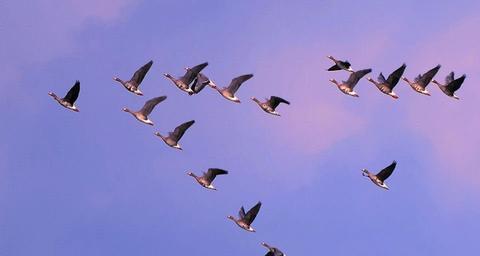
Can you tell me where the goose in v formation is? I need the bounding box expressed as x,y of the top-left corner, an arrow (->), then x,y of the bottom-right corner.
189,72 -> 216,94
211,74 -> 253,103
327,55 -> 353,72
228,201 -> 262,232
187,168 -> 228,190
262,242 -> 286,256
251,96 -> 290,116
367,63 -> 406,99
154,120 -> 195,150
164,62 -> 208,94
362,161 -> 397,190
113,60 -> 153,96
123,96 -> 167,125
329,68 -> 372,97
402,64 -> 441,96
432,72 -> 465,100
48,80 -> 80,112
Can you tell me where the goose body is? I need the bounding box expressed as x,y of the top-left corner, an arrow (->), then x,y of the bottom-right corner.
123,96 -> 167,126
48,80 -> 80,112
262,242 -> 286,256
327,55 -> 353,72
228,201 -> 261,232
212,74 -> 253,103
367,64 -> 406,99
188,168 -> 228,190
251,96 -> 290,116
113,60 -> 153,96
362,161 -> 397,190
329,69 -> 371,97
402,64 -> 441,96
164,62 -> 208,94
432,72 -> 465,100
155,120 -> 195,150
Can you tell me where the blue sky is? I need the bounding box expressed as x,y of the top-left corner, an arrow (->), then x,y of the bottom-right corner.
1,1 -> 480,255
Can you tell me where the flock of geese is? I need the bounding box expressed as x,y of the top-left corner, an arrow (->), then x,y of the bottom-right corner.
47,55 -> 466,255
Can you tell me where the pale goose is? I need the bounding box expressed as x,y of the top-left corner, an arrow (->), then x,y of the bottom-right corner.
190,73 -> 216,94
432,72 -> 466,100
262,242 -> 286,256
48,80 -> 80,112
123,96 -> 167,125
154,120 -> 195,150
227,201 -> 261,232
164,62 -> 208,94
367,64 -> 406,99
362,161 -> 397,190
113,60 -> 153,96
187,168 -> 228,190
327,55 -> 353,72
212,74 -> 253,103
251,96 -> 290,116
329,69 -> 371,97
402,64 -> 441,96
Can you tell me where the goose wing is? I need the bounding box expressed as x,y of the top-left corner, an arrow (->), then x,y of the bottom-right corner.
180,62 -> 208,85
386,64 -> 406,89
226,74 -> 253,94
376,161 -> 396,182
171,120 -> 195,141
346,69 -> 371,88
131,60 -> 153,86
204,168 -> 228,182
268,96 -> 290,109
139,96 -> 167,116
419,64 -> 441,87
64,80 -> 80,104
244,201 -> 261,225
239,207 -> 246,219
446,74 -> 466,93
191,73 -> 210,93
445,72 -> 455,85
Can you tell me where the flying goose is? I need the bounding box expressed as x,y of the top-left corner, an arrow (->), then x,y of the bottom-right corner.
329,69 -> 371,97
154,120 -> 195,150
402,64 -> 441,96
48,80 -> 80,112
113,60 -> 153,96
164,62 -> 208,94
362,161 -> 397,190
123,96 -> 167,125
212,74 -> 253,103
187,168 -> 228,190
251,96 -> 290,116
327,55 -> 353,72
262,242 -> 286,256
367,64 -> 406,99
190,73 -> 216,94
432,72 -> 466,100
228,201 -> 261,232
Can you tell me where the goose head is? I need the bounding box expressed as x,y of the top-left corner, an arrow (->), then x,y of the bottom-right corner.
208,80 -> 217,89
251,97 -> 261,104
361,169 -> 370,177
327,55 -> 334,60
366,77 -> 376,84
227,215 -> 236,222
431,79 -> 441,87
187,172 -> 195,177
122,107 -> 131,113
328,79 -> 339,86
113,77 -> 124,84
401,76 -> 411,84
163,73 -> 174,79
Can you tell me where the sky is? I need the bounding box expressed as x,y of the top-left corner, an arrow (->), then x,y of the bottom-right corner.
1,0 -> 480,255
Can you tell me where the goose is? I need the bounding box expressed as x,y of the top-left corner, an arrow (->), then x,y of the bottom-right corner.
154,120 -> 195,150
329,69 -> 371,97
164,62 -> 208,94
48,80 -> 80,112
431,72 -> 466,100
402,64 -> 441,96
113,60 -> 153,96
326,55 -> 353,72
190,73 -> 216,94
122,96 -> 167,125
367,64 -> 406,99
212,74 -> 253,103
187,168 -> 228,190
227,201 -> 261,232
251,96 -> 290,116
362,161 -> 397,190
262,242 -> 286,256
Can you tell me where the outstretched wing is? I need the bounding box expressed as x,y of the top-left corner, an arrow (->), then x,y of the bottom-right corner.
386,64 -> 406,89
171,120 -> 195,141
244,201 -> 262,225
446,74 -> 466,93
191,73 -> 210,93
376,161 -> 396,182
140,96 -> 167,116
131,60 -> 153,86
226,74 -> 253,94
180,62 -> 208,85
327,64 -> 341,71
378,73 -> 387,83
419,64 -> 441,87
346,69 -> 371,88
204,168 -> 228,182
445,72 -> 455,85
64,80 -> 80,104
239,207 -> 246,219
268,96 -> 290,109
